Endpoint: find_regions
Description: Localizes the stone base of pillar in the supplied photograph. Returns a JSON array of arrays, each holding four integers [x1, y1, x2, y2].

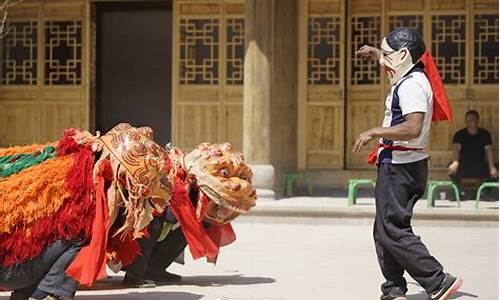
[[251, 164, 276, 201]]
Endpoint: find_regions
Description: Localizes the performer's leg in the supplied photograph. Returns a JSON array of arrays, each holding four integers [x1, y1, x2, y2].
[[374, 217, 407, 296], [146, 226, 187, 282], [0, 239, 83, 300], [374, 167, 407, 297], [35, 240, 84, 299], [124, 216, 163, 283], [375, 160, 445, 294]]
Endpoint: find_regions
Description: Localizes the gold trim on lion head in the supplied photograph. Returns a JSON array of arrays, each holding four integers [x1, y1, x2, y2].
[[99, 123, 172, 206]]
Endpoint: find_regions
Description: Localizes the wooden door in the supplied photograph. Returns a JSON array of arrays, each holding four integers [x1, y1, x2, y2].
[[0, 0, 89, 146], [172, 0, 244, 151], [298, 0, 345, 169]]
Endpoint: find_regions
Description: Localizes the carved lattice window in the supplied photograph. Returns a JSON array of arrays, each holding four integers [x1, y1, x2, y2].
[[431, 15, 466, 84], [180, 18, 219, 85], [388, 15, 423, 36], [351, 16, 380, 85], [226, 17, 244, 85], [308, 16, 341, 85], [44, 20, 82, 85], [474, 14, 498, 84], [0, 21, 37, 85]]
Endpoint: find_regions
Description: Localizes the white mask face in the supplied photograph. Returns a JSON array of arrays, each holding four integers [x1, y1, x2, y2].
[[379, 38, 415, 85]]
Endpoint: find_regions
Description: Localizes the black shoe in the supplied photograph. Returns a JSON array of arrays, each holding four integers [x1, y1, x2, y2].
[[28, 289, 62, 300], [28, 296, 61, 300], [123, 273, 156, 288], [146, 270, 182, 284], [429, 273, 463, 300], [380, 288, 407, 300], [380, 294, 407, 300]]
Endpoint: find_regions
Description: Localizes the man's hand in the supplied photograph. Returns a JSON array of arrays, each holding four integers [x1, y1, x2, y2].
[[353, 129, 376, 152], [489, 165, 498, 178], [448, 161, 459, 175], [355, 45, 382, 62]]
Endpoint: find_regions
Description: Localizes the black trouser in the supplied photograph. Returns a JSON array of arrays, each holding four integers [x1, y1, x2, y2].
[[374, 159, 445, 296], [126, 217, 187, 278], [0, 239, 84, 300]]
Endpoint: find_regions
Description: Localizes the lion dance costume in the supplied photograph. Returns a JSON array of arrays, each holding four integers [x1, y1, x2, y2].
[[0, 123, 256, 298]]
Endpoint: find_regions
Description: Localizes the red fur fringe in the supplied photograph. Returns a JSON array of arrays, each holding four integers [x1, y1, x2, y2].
[[56, 128, 80, 156], [0, 141, 95, 266]]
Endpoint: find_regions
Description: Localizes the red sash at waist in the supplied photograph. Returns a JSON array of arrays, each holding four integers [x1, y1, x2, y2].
[[367, 143, 423, 165]]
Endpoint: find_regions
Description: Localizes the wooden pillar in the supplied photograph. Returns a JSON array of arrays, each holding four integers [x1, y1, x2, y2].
[[243, 0, 298, 195], [270, 0, 298, 182], [243, 0, 273, 165]]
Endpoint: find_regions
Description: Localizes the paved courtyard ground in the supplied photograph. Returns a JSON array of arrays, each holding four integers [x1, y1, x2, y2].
[[2, 218, 496, 300]]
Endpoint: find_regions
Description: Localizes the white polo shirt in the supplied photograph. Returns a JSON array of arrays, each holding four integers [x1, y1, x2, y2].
[[378, 69, 433, 164]]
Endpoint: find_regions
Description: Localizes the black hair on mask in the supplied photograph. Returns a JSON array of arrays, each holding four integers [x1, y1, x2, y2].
[[386, 27, 426, 64]]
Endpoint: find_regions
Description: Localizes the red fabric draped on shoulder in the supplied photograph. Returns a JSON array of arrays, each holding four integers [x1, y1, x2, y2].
[[420, 51, 453, 122]]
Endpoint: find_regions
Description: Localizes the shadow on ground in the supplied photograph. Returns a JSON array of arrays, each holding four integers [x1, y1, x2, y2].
[[176, 274, 276, 287], [78, 291, 203, 300], [79, 274, 275, 291], [0, 287, 204, 300], [0, 291, 203, 300]]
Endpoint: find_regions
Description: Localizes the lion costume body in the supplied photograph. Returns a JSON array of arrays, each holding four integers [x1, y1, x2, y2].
[[0, 123, 256, 286]]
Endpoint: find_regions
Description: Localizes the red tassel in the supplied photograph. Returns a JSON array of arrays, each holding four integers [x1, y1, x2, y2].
[[66, 159, 111, 286], [367, 146, 380, 165], [56, 128, 81, 156], [420, 51, 453, 122], [169, 171, 218, 260], [205, 223, 236, 264]]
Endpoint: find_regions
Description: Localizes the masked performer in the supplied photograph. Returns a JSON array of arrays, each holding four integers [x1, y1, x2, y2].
[[0, 124, 173, 299], [353, 28, 462, 300], [118, 142, 257, 287]]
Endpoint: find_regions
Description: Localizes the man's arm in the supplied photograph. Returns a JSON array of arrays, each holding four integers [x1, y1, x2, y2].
[[355, 45, 382, 62], [485, 145, 498, 178], [448, 143, 461, 175], [352, 112, 424, 152]]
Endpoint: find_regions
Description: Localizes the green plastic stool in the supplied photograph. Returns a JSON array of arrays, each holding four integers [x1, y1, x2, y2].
[[283, 173, 313, 197], [475, 182, 499, 209], [426, 180, 461, 208], [348, 179, 375, 205]]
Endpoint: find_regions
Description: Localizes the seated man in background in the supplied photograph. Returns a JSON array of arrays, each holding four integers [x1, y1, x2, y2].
[[448, 110, 498, 199]]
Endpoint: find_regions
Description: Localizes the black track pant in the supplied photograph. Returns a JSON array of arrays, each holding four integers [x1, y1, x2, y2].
[[126, 217, 187, 278], [374, 159, 445, 296]]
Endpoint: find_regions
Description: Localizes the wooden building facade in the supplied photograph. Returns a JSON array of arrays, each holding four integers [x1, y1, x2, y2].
[[0, 0, 498, 181]]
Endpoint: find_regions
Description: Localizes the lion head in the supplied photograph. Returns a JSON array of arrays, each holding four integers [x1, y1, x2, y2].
[[183, 142, 257, 225]]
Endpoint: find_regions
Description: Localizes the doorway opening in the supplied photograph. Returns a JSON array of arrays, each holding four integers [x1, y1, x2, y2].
[[95, 1, 172, 145]]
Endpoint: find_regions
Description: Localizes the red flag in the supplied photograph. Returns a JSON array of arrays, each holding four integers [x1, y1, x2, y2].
[[420, 51, 453, 121]]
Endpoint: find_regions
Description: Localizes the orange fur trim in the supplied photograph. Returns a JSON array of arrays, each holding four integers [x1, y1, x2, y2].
[[0, 155, 73, 234], [0, 143, 57, 157]]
